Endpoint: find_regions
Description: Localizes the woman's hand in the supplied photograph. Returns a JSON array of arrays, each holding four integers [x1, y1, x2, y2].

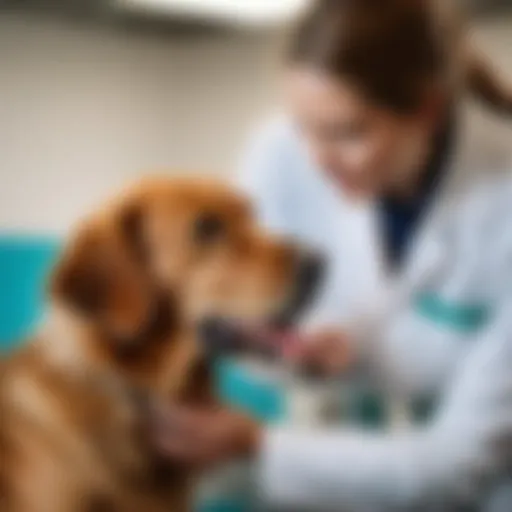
[[289, 329, 353, 377], [151, 405, 262, 469]]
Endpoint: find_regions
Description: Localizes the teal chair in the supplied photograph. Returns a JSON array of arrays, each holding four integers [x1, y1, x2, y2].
[[0, 236, 60, 352]]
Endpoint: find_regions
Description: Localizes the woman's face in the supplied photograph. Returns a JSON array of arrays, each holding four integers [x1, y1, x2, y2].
[[285, 68, 436, 198]]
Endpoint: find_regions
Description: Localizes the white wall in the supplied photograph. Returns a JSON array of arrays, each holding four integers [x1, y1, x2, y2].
[[0, 12, 280, 234], [0, 13, 511, 235]]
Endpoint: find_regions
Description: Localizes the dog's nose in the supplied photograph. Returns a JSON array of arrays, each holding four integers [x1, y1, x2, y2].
[[296, 251, 326, 304], [274, 250, 326, 328]]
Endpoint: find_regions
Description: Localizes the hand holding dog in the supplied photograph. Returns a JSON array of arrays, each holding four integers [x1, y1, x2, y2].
[[152, 405, 262, 468]]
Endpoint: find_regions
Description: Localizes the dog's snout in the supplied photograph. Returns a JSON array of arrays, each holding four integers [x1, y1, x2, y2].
[[296, 252, 325, 302], [273, 249, 326, 328]]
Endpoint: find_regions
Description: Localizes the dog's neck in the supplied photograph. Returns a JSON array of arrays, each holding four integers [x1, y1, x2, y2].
[[38, 304, 202, 400]]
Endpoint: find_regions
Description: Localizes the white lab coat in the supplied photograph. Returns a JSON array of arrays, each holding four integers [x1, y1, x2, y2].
[[237, 101, 512, 511]]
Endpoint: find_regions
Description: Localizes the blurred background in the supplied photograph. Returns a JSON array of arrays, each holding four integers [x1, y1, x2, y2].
[[0, 2, 511, 509], [0, 0, 511, 347]]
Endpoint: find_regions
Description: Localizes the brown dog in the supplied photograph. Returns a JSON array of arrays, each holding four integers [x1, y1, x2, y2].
[[0, 177, 322, 512]]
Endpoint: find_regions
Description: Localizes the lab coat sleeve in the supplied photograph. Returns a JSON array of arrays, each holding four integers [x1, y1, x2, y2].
[[257, 300, 512, 511], [234, 120, 300, 237]]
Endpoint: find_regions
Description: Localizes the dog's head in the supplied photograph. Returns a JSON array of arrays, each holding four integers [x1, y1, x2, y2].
[[51, 177, 323, 395]]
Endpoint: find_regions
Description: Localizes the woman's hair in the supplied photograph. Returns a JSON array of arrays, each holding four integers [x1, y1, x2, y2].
[[288, 0, 512, 116]]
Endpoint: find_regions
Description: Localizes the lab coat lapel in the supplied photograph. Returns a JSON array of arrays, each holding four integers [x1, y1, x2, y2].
[[400, 101, 483, 293]]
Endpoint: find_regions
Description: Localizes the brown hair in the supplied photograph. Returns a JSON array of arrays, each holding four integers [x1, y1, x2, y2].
[[288, 0, 512, 116]]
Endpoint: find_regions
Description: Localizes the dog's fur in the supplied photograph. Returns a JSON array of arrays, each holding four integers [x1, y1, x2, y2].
[[0, 177, 303, 512]]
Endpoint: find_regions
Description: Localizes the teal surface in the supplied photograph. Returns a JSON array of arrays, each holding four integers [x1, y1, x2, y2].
[[216, 359, 285, 422], [199, 501, 247, 512], [0, 235, 60, 351]]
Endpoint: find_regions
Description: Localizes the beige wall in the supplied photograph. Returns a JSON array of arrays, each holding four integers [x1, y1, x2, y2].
[[0, 12, 511, 234], [0, 12, 280, 234]]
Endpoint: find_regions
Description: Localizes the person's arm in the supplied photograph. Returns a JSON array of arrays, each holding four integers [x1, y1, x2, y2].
[[259, 300, 512, 511]]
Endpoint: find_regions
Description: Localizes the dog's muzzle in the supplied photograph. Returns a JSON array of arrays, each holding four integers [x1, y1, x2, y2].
[[198, 250, 326, 360]]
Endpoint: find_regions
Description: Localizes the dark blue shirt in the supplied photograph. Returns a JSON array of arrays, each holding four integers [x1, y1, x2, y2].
[[379, 117, 454, 269]]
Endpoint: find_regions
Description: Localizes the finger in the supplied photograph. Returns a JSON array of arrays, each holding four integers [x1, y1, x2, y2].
[[157, 435, 223, 468], [154, 433, 195, 460], [154, 430, 209, 463], [153, 405, 209, 432]]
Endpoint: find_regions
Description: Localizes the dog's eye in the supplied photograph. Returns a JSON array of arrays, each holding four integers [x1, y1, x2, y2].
[[193, 214, 225, 245]]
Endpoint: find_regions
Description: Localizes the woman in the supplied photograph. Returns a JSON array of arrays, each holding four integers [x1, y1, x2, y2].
[[157, 1, 512, 509]]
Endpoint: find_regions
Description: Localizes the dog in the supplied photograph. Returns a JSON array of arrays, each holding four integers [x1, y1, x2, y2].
[[0, 177, 323, 512]]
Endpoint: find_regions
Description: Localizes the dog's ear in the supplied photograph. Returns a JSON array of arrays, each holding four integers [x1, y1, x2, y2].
[[52, 205, 158, 345]]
